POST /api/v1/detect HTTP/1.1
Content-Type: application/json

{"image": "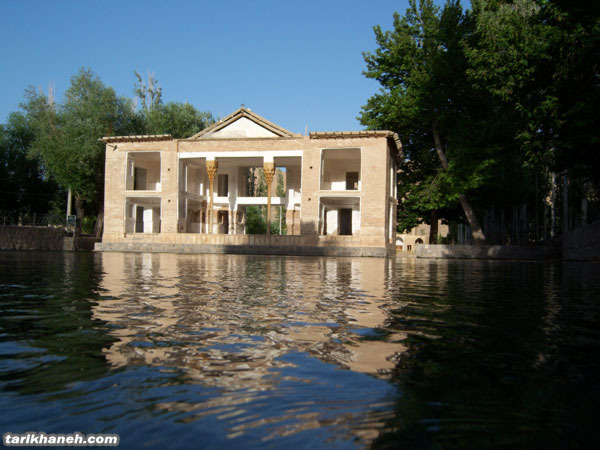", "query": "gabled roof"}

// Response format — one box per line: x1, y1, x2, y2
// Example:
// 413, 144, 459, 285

189, 107, 300, 139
